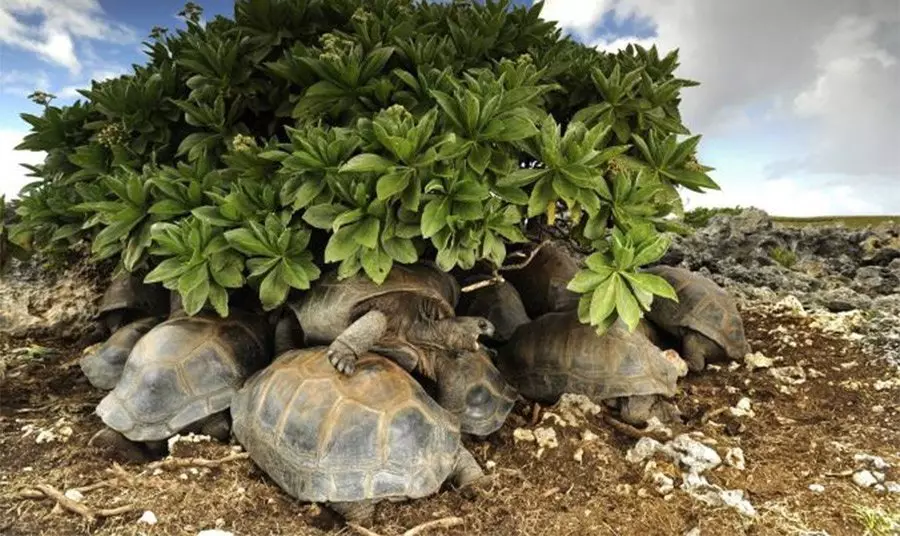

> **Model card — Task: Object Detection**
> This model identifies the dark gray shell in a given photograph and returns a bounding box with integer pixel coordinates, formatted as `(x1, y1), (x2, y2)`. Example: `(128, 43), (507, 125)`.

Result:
(79, 317), (162, 390)
(433, 349), (517, 437)
(498, 311), (683, 403)
(230, 348), (463, 503)
(99, 273), (169, 319)
(502, 241), (581, 318)
(290, 263), (458, 345)
(644, 266), (751, 360)
(458, 281), (530, 343)
(96, 314), (270, 442)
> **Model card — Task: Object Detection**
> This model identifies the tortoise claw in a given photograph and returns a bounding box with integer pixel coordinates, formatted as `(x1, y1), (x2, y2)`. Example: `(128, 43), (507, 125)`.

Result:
(327, 345), (358, 376)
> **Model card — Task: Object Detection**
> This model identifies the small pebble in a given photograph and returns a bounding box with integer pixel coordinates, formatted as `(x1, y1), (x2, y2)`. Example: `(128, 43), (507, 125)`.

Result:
(152, 468), (163, 476)
(23, 467), (33, 472)
(582, 430), (599, 442)
(64, 489), (84, 502)
(725, 447), (746, 470)
(885, 481), (900, 493)
(513, 428), (535, 443)
(485, 460), (497, 470)
(179, 473), (189, 481)
(573, 448), (584, 463)
(808, 484), (825, 493)
(852, 470), (878, 488)
(871, 405), (885, 414)
(198, 531), (234, 536)
(139, 510), (158, 525)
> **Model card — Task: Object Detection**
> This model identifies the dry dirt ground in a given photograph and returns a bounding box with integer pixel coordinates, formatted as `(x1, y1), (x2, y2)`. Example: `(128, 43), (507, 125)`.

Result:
(1, 302), (899, 536)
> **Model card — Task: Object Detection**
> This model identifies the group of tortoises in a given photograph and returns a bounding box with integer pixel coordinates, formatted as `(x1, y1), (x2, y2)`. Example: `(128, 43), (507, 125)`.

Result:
(77, 241), (751, 522)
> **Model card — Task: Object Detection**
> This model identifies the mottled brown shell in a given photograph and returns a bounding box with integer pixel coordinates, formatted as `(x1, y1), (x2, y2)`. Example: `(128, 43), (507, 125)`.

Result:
(457, 281), (530, 343)
(433, 349), (517, 437)
(502, 242), (580, 317)
(230, 348), (462, 503)
(291, 262), (459, 344)
(96, 313), (270, 442)
(498, 311), (682, 403)
(99, 273), (169, 318)
(644, 266), (751, 360)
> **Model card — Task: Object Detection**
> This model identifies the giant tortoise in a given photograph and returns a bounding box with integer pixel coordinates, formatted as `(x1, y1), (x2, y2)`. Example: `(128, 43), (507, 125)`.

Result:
(89, 308), (272, 461)
(457, 279), (530, 344)
(285, 262), (494, 377)
(501, 241), (581, 317)
(497, 311), (688, 425)
(230, 347), (485, 522)
(644, 265), (752, 372)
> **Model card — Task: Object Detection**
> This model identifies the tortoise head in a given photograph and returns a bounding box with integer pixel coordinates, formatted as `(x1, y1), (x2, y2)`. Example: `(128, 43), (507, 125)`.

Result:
(430, 316), (495, 353)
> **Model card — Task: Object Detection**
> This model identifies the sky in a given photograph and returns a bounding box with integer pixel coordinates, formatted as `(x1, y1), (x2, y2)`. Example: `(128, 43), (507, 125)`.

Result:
(0, 0), (898, 216)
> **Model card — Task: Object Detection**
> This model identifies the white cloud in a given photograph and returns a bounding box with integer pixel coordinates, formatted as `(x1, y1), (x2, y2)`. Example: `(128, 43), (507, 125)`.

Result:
(0, 0), (136, 74)
(56, 68), (127, 100)
(538, 0), (900, 214)
(0, 69), (51, 97)
(0, 130), (45, 199)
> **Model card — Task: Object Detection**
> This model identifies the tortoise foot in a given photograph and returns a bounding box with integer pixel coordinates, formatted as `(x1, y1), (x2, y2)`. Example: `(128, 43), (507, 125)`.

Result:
(88, 428), (152, 464)
(198, 412), (231, 442)
(326, 341), (359, 375)
(330, 500), (375, 524)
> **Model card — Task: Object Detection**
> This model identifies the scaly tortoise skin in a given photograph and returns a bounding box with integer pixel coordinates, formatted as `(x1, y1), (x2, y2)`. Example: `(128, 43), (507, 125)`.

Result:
(502, 241), (581, 318)
(644, 265), (751, 371)
(95, 311), (271, 443)
(230, 347), (484, 520)
(457, 280), (530, 344)
(79, 317), (162, 390)
(429, 348), (517, 437)
(497, 311), (687, 424)
(286, 262), (494, 377)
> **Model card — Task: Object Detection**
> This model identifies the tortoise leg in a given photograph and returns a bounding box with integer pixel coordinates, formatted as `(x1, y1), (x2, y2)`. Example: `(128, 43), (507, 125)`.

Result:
(619, 395), (681, 426)
(88, 428), (152, 464)
(329, 500), (376, 524)
(682, 331), (722, 372)
(273, 313), (302, 356)
(450, 447), (485, 488)
(197, 412), (231, 442)
(327, 310), (387, 375)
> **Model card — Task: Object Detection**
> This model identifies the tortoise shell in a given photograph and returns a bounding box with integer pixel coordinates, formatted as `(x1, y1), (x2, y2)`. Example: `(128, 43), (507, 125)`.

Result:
(644, 266), (751, 360)
(99, 273), (170, 319)
(230, 347), (463, 504)
(457, 281), (530, 343)
(502, 242), (580, 317)
(290, 262), (459, 345)
(432, 349), (517, 437)
(497, 311), (683, 404)
(79, 317), (162, 390)
(95, 313), (270, 442)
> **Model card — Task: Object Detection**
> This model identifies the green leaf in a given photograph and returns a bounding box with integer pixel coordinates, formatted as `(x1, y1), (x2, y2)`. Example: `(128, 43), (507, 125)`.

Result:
(589, 276), (618, 326)
(376, 171), (410, 200)
(145, 258), (189, 283)
(467, 144), (491, 175)
(353, 217), (380, 249)
(340, 153), (396, 174)
(225, 228), (274, 257)
(360, 246), (393, 284)
(567, 269), (610, 293)
(497, 168), (547, 188)
(303, 204), (344, 230)
(623, 272), (678, 301)
(668, 169), (720, 191)
(259, 264), (289, 311)
(421, 199), (449, 238)
(382, 236), (418, 263)
(208, 284), (229, 317)
(632, 235), (669, 266)
(615, 277), (642, 330)
(324, 226), (359, 263)
(290, 180), (326, 210)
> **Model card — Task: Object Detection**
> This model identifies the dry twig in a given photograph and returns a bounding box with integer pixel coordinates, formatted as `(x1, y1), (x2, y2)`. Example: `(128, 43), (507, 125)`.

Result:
(346, 523), (384, 536)
(602, 414), (669, 442)
(460, 275), (504, 293)
(499, 240), (549, 271)
(403, 517), (465, 536)
(147, 452), (249, 470)
(14, 484), (136, 523)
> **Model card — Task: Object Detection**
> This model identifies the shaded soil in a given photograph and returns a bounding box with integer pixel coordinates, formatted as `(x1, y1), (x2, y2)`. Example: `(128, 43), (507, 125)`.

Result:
(1, 304), (899, 536)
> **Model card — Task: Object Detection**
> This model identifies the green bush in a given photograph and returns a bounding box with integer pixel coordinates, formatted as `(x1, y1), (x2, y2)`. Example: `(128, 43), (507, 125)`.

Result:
(682, 206), (745, 228)
(7, 0), (718, 332)
(769, 246), (797, 269)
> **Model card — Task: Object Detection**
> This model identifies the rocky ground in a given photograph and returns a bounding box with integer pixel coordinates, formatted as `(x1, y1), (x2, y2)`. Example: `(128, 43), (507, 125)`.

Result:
(1, 210), (899, 536)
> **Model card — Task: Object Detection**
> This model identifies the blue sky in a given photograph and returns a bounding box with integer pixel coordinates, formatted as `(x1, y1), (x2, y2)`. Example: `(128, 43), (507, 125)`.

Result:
(1, 0), (898, 215)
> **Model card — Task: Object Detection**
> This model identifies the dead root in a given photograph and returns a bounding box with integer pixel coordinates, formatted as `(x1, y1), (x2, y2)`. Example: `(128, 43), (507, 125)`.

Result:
(347, 517), (465, 536)
(499, 240), (549, 271)
(146, 451), (249, 471)
(602, 414), (671, 442)
(460, 275), (504, 293)
(11, 484), (135, 523)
